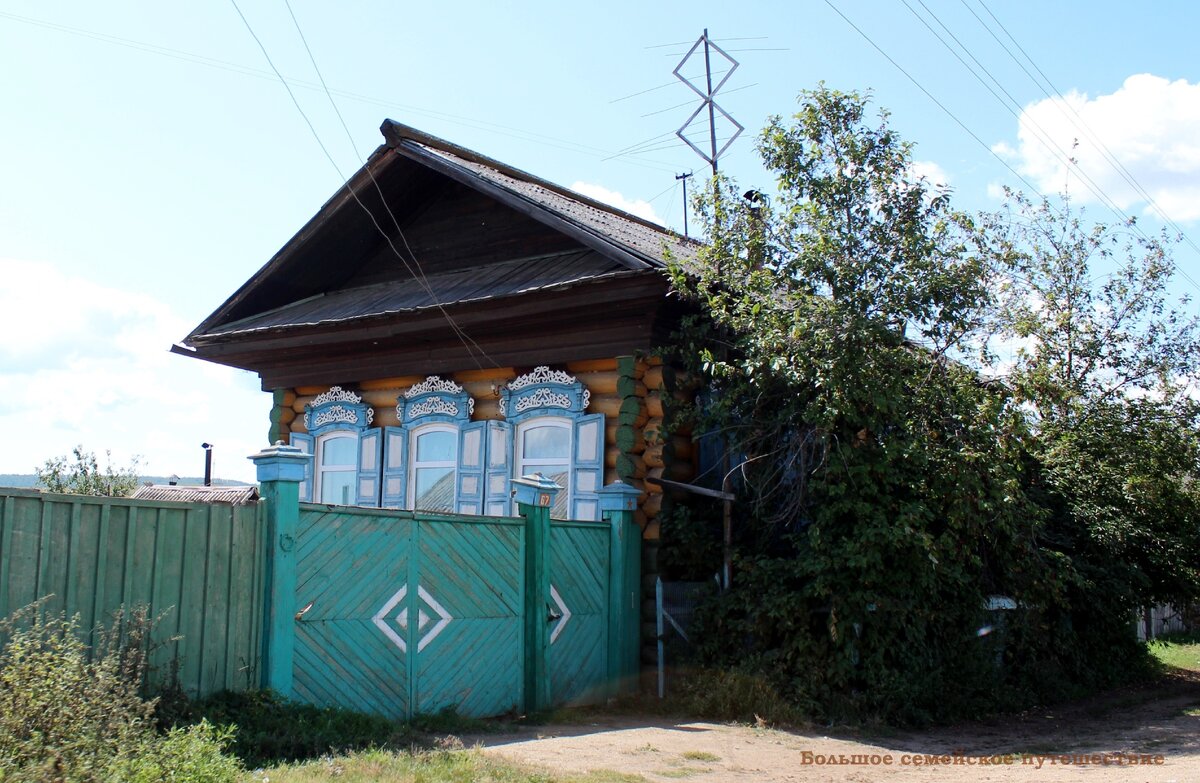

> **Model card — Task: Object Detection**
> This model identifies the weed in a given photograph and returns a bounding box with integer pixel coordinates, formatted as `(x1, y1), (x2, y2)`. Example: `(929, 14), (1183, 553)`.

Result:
(680, 750), (719, 762)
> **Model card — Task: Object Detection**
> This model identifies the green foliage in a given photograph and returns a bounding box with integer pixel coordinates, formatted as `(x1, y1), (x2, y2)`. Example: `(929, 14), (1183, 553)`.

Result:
(36, 445), (141, 497)
(664, 86), (1200, 724)
(981, 190), (1200, 614)
(0, 602), (239, 781)
(171, 689), (403, 768)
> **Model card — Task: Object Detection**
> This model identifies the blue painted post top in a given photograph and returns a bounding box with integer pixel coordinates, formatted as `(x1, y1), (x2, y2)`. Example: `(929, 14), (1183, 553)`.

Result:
(511, 473), (561, 508)
(598, 480), (641, 513)
(249, 443), (311, 484)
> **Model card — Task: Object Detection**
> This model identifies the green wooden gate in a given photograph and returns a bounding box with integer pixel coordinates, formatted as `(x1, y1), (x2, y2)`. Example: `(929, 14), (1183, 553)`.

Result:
(290, 507), (525, 719)
(254, 445), (640, 719)
(548, 520), (610, 706)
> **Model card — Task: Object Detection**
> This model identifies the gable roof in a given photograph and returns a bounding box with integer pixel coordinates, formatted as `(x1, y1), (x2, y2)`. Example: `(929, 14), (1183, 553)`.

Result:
(180, 122), (698, 344)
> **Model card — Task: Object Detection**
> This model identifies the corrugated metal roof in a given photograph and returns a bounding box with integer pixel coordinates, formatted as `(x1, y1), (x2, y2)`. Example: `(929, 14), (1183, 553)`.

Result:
(415, 143), (700, 268)
(131, 484), (259, 505)
(211, 250), (629, 336)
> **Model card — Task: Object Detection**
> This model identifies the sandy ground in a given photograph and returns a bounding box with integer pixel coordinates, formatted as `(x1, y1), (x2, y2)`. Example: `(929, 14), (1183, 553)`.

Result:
(475, 671), (1200, 782)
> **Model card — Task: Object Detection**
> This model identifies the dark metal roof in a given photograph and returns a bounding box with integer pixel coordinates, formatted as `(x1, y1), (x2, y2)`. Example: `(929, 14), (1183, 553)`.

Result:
(392, 135), (701, 269)
(131, 484), (259, 505)
(210, 250), (627, 336)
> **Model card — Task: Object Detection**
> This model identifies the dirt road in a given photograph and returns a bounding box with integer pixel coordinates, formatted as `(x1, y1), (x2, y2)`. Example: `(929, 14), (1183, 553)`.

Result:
(478, 672), (1200, 782)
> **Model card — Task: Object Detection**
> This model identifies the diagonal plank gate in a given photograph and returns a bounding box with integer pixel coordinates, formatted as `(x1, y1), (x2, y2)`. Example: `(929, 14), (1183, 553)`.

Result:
(253, 446), (640, 719)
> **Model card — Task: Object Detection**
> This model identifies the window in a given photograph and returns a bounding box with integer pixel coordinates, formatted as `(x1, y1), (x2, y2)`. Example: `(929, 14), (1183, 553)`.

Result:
(501, 367), (604, 521)
(410, 426), (457, 512)
(316, 432), (357, 504)
(515, 419), (571, 519)
(290, 385), (381, 506)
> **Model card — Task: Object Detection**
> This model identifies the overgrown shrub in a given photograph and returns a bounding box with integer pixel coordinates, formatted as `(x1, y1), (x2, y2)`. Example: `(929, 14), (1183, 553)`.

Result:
(0, 602), (239, 782)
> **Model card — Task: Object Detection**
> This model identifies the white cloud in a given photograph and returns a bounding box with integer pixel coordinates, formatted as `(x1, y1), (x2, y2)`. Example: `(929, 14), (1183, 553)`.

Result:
(569, 181), (664, 225)
(0, 259), (267, 482)
(996, 74), (1200, 221)
(910, 160), (951, 190)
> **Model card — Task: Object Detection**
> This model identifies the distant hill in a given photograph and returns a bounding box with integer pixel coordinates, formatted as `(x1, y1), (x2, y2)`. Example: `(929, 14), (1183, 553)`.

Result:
(0, 474), (252, 490)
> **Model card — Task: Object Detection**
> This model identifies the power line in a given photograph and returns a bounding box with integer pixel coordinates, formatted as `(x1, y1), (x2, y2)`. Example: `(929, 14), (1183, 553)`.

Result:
(229, 0), (492, 369)
(280, 0), (496, 367)
(965, 0), (1200, 268)
(0, 8), (682, 175)
(821, 0), (1042, 196)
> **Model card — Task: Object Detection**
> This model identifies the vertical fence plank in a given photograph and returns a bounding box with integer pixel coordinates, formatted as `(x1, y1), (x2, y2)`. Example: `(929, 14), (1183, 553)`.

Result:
(0, 495), (13, 618)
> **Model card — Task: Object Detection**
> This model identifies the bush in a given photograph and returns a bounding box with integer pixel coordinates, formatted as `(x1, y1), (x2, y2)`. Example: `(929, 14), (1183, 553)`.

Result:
(0, 602), (239, 782)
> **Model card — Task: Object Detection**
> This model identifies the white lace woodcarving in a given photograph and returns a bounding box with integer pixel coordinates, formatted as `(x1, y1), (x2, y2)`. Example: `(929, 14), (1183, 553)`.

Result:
(507, 366), (577, 391)
(514, 388), (572, 413)
(311, 386), (363, 405)
(408, 397), (460, 418)
(404, 376), (464, 398)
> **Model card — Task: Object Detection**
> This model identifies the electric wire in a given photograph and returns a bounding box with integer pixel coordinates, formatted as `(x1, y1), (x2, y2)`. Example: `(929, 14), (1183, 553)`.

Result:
(821, 0), (1043, 199)
(281, 0), (497, 368)
(230, 0), (491, 368)
(964, 0), (1200, 275)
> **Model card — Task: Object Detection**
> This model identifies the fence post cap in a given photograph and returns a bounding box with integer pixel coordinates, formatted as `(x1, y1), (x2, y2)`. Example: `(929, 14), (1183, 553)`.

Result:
(598, 479), (641, 512)
(249, 443), (310, 483)
(511, 473), (561, 507)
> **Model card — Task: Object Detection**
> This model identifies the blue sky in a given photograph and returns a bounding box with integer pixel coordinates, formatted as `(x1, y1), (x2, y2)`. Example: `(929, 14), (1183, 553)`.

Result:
(2, 1), (1198, 482)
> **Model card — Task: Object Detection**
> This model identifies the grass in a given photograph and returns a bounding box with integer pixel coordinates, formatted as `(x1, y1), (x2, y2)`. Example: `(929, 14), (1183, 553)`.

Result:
(679, 751), (719, 762)
(1147, 632), (1200, 673)
(253, 748), (646, 783)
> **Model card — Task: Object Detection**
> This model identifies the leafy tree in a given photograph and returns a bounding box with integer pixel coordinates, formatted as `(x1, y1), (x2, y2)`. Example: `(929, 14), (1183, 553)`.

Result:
(981, 191), (1200, 611)
(667, 88), (1058, 723)
(36, 446), (141, 498)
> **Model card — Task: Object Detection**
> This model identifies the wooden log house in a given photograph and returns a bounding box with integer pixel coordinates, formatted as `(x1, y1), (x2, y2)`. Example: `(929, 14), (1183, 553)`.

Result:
(176, 122), (700, 657)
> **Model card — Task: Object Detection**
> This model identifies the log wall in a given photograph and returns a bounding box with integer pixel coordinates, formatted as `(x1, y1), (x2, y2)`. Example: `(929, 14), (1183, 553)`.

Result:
(270, 355), (696, 544)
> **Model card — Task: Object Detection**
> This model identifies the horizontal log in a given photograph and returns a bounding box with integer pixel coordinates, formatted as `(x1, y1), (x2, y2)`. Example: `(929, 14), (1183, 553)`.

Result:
(605, 467), (622, 486)
(361, 389), (399, 408)
(374, 408), (400, 428)
(279, 389), (298, 406)
(645, 354), (663, 367)
(452, 367), (516, 383)
(671, 435), (694, 461)
(473, 400), (503, 420)
(566, 357), (619, 373)
(643, 492), (662, 519)
(644, 443), (665, 469)
(642, 518), (660, 540)
(269, 406), (296, 425)
(645, 392), (664, 419)
(459, 379), (505, 400)
(645, 467), (664, 493)
(292, 397), (308, 414)
(359, 375), (425, 391)
(574, 370), (619, 395)
(587, 395), (623, 417)
(294, 385), (328, 396)
(289, 419), (307, 435)
(644, 366), (665, 392)
(643, 417), (665, 445)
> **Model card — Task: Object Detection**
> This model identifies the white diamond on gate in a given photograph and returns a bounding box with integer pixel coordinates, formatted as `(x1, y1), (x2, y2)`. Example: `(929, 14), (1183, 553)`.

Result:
(417, 586), (452, 652)
(372, 585), (408, 652)
(549, 584), (572, 644)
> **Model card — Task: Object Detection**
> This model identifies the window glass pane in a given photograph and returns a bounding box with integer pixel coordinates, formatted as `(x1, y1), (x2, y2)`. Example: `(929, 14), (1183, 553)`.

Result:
(522, 425), (569, 459)
(415, 467), (455, 511)
(416, 430), (456, 462)
(320, 470), (355, 505)
(322, 436), (356, 466)
(547, 469), (569, 518)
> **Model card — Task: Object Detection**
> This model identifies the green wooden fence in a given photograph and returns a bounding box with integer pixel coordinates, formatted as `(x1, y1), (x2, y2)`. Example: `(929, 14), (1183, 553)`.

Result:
(0, 488), (267, 696)
(0, 447), (641, 718)
(253, 445), (641, 718)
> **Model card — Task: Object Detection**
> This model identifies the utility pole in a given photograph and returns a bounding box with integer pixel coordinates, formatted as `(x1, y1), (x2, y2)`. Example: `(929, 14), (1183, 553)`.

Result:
(675, 171), (693, 238)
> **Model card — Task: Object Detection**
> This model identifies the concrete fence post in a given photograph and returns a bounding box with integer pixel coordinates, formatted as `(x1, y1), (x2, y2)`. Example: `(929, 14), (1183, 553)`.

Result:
(249, 443), (310, 697)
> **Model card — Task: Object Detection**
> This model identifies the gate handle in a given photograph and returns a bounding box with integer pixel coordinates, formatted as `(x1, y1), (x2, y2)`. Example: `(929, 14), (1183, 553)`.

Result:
(295, 600), (314, 621)
(547, 605), (562, 622)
